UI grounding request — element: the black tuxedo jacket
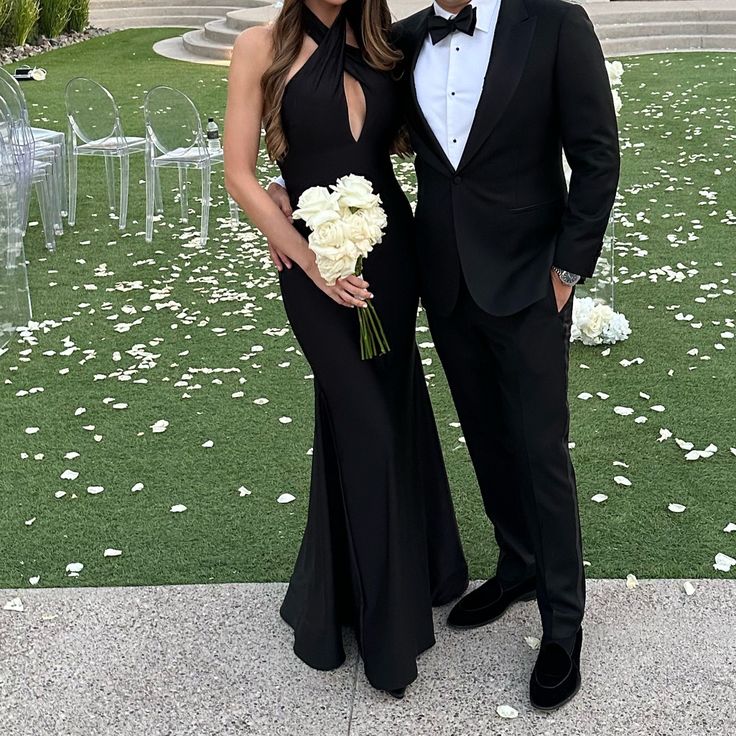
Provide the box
[392,0,621,316]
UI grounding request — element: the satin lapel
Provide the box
[408,9,456,173]
[457,0,536,172]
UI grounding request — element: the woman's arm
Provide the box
[224,28,370,308]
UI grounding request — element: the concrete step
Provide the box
[590,8,736,24]
[224,6,279,32]
[596,20,736,39]
[203,18,240,46]
[602,33,736,55]
[92,0,265,7]
[95,15,217,29]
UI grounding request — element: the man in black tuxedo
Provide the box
[390,0,619,709]
[268,0,619,710]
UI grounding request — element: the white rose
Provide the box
[611,88,623,116]
[293,186,341,228]
[332,174,380,209]
[580,307,606,341]
[310,248,357,285]
[606,60,624,87]
[344,211,382,257]
[311,219,346,250]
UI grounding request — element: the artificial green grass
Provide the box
[1,30,735,589]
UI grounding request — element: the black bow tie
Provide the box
[427,4,478,45]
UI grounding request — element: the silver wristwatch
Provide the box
[552,266,581,286]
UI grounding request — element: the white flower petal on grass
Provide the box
[614,476,632,487]
[29,576,40,585]
[277,493,296,504]
[202,440,214,448]
[64,451,80,460]
[614,406,634,416]
[24,518,36,526]
[87,486,104,495]
[713,553,736,572]
[3,597,24,612]
[591,494,608,503]
[683,582,696,596]
[74,407,86,416]
[238,486,252,497]
[279,417,293,424]
[170,504,188,513]
[668,503,687,513]
[54,491,66,499]
[131,483,144,493]
[577,392,593,400]
[60,469,79,481]
[635,416,648,424]
[650,405,666,413]
[596,392,609,400]
[151,420,169,433]
[658,429,672,442]
[524,636,540,650]
[104,548,123,557]
[24,427,39,434]
[66,562,83,575]
[626,574,638,589]
[676,439,694,451]
[253,398,269,405]
[496,705,519,720]
[730,448,736,457]
[723,523,736,534]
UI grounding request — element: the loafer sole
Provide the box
[447,591,537,631]
[530,672,582,712]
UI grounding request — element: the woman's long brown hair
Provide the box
[261,0,411,161]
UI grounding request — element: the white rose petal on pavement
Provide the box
[591,494,608,503]
[170,504,187,513]
[683,582,696,596]
[277,493,296,504]
[668,503,687,513]
[524,636,540,650]
[3,597,24,612]
[496,705,519,719]
[626,574,638,589]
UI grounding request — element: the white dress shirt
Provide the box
[414,0,501,170]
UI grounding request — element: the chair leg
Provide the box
[104,154,117,216]
[145,160,156,243]
[228,194,239,225]
[200,163,211,246]
[35,175,57,253]
[155,167,164,214]
[68,150,78,227]
[119,153,130,230]
[178,165,189,223]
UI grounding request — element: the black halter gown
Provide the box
[277,5,468,692]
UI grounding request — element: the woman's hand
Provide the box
[305,260,373,308]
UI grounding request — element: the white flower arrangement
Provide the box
[293,174,389,359]
[571,297,631,346]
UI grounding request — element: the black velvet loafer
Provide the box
[530,628,583,711]
[447,576,537,630]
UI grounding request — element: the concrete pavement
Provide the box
[1,579,734,735]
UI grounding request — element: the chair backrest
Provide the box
[143,85,205,157]
[65,77,124,145]
[0,96,33,217]
[0,68,30,125]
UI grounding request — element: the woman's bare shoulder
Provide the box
[232,24,274,69]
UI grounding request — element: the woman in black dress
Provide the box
[224,0,468,697]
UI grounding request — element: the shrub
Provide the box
[66,0,88,32]
[2,0,40,46]
[0,0,13,31]
[38,0,72,38]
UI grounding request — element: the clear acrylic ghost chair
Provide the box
[0,98,58,252]
[65,77,153,230]
[143,85,238,246]
[0,67,67,217]
[0,73,64,237]
[0,109,33,351]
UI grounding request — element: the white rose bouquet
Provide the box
[293,174,390,360]
[571,297,631,346]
